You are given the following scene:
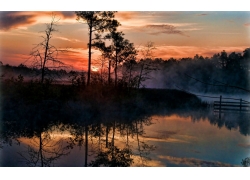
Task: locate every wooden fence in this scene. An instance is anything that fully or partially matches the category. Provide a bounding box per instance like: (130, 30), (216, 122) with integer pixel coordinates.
(213, 95), (250, 113)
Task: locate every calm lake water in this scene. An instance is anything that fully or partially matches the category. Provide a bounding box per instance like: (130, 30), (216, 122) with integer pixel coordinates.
(1, 109), (249, 167)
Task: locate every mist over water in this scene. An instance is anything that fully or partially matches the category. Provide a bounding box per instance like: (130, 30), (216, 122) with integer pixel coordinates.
(140, 58), (250, 105)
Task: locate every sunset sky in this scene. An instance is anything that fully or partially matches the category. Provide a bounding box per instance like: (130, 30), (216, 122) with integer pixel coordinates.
(0, 10), (250, 71)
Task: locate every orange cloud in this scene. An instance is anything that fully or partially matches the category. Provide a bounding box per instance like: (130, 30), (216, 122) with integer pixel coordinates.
(116, 12), (139, 21)
(56, 48), (102, 71)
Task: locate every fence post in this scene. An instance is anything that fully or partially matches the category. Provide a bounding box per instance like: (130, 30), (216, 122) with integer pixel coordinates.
(219, 95), (222, 119)
(240, 99), (242, 112)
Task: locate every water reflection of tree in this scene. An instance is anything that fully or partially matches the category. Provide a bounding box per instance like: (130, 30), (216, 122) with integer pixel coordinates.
(18, 129), (70, 167)
(4, 83), (248, 167)
(185, 109), (250, 136)
(67, 123), (88, 167)
(87, 119), (134, 167)
(88, 143), (133, 167)
(67, 112), (157, 167)
(88, 116), (156, 167)
(68, 121), (129, 167)
(134, 117), (156, 166)
(210, 112), (250, 136)
(1, 122), (71, 166)
(241, 157), (250, 167)
(1, 99), (72, 166)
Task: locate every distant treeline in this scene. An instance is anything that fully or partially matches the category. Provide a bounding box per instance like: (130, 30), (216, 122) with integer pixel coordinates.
(140, 48), (250, 93)
(0, 62), (69, 78)
(0, 62), (82, 85)
(1, 48), (250, 93)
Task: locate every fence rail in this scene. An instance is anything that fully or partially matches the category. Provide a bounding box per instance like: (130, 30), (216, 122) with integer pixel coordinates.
(213, 95), (250, 113)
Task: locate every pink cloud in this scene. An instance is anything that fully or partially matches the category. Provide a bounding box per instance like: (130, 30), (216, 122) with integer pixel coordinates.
(244, 23), (250, 27)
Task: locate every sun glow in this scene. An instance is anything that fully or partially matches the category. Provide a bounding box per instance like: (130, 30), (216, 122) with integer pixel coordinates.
(91, 66), (99, 72)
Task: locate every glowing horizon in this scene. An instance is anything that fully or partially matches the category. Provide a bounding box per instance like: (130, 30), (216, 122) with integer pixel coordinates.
(0, 11), (249, 71)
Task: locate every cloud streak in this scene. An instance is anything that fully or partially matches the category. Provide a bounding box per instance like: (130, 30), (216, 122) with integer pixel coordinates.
(0, 11), (76, 31)
(238, 143), (250, 148)
(196, 13), (208, 16)
(56, 36), (81, 43)
(145, 24), (187, 36)
(123, 23), (196, 37)
(159, 155), (236, 167)
(0, 12), (36, 31)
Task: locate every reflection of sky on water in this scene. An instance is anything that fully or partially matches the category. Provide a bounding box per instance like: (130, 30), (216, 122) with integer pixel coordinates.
(0, 113), (249, 167)
(143, 115), (250, 166)
(0, 141), (86, 167)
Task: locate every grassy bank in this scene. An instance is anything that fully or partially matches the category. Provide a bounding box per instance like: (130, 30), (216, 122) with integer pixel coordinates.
(1, 79), (208, 129)
(1, 79), (207, 107)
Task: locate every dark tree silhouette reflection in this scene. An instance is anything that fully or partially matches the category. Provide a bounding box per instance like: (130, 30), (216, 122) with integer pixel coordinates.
(88, 143), (133, 167)
(17, 131), (70, 167)
(1, 79), (249, 167)
(241, 157), (250, 167)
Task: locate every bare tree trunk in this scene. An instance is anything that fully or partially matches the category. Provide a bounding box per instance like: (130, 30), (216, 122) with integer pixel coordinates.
(108, 59), (111, 85)
(41, 31), (50, 84)
(112, 121), (115, 147)
(135, 122), (143, 165)
(41, 67), (45, 84)
(98, 133), (101, 151)
(126, 126), (129, 146)
(30, 17), (65, 84)
(135, 122), (140, 151)
(111, 121), (115, 159)
(115, 51), (118, 87)
(39, 133), (44, 167)
(87, 20), (93, 86)
(106, 125), (109, 148)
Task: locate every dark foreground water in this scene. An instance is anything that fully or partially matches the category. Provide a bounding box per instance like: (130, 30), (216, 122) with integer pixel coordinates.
(0, 109), (249, 167)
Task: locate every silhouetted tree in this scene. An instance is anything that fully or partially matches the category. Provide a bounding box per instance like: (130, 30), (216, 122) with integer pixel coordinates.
(136, 41), (157, 88)
(219, 50), (228, 69)
(75, 11), (120, 86)
(29, 15), (67, 84)
(122, 58), (137, 89)
(227, 52), (241, 71)
(242, 48), (250, 71)
(105, 31), (137, 87)
(92, 40), (113, 84)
